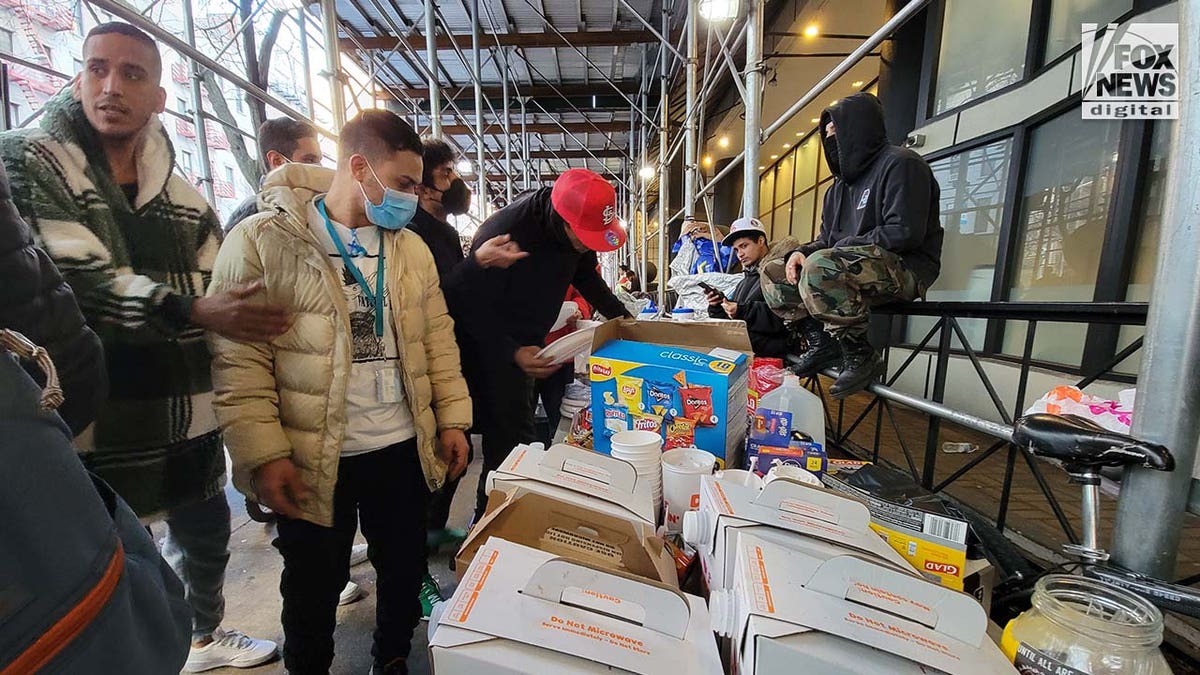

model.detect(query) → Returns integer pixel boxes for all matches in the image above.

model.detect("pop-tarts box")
[589,319,752,468]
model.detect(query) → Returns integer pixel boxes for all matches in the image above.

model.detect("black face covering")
[822,134,841,177]
[439,177,472,215]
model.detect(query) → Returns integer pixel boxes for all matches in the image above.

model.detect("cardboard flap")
[806,555,986,646]
[753,479,871,531]
[590,318,753,356]
[523,558,691,639]
[539,443,638,493]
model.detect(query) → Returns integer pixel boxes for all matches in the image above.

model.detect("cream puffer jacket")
[207,164,472,527]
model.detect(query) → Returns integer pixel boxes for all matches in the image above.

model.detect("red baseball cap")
[551,169,626,252]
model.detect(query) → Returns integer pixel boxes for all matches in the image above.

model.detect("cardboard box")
[588,319,752,468]
[713,534,1016,675]
[485,443,657,527]
[683,474,918,595]
[821,460,974,590]
[431,537,723,675]
[455,490,678,588]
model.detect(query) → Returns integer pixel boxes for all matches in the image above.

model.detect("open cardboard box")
[455,489,677,588]
[712,533,1015,675]
[683,474,919,595]
[588,319,752,467]
[431,537,723,674]
[485,443,656,527]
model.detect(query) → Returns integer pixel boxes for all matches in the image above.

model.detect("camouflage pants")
[761,245,921,339]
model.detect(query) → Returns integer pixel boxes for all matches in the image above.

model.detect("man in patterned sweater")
[0,22,279,672]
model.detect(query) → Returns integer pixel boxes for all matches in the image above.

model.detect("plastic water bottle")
[756,373,826,456]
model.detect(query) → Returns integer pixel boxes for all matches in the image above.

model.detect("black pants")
[426,435,472,532]
[532,364,574,446]
[273,440,429,674]
[469,362,535,520]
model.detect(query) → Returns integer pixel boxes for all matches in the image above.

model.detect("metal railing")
[805,301,1149,547]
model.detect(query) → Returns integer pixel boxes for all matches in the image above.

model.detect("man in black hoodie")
[705,217,789,358]
[443,168,631,517]
[762,93,943,398]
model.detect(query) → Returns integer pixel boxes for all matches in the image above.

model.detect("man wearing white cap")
[703,217,789,358]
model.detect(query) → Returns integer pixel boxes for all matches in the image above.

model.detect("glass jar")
[1000,575,1172,674]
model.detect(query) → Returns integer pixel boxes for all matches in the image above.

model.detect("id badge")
[376,367,403,403]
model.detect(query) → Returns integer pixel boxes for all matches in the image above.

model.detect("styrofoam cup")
[715,469,763,490]
[763,464,822,487]
[661,448,718,533]
[611,430,663,456]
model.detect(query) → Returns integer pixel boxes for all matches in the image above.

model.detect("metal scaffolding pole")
[470,0,486,205]
[320,0,346,130]
[741,0,764,219]
[638,44,649,290]
[297,8,315,117]
[1112,0,1200,577]
[502,48,513,203]
[425,2,442,135]
[520,97,530,190]
[180,0,215,204]
[682,1,698,219]
[656,2,670,308]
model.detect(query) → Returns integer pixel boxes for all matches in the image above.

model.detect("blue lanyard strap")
[318,197,385,337]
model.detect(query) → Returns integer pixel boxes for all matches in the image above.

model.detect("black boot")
[785,320,841,377]
[830,333,883,399]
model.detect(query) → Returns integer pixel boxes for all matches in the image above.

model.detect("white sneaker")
[339,580,364,605]
[182,627,277,672]
[350,543,369,567]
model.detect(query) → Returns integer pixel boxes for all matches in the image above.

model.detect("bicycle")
[997,413,1200,620]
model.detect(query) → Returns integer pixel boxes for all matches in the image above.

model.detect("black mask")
[822,134,841,177]
[439,177,472,215]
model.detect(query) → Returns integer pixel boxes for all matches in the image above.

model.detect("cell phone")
[699,282,725,300]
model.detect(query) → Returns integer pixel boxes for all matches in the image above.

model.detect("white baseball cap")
[721,217,767,247]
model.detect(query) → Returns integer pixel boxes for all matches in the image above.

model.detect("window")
[177,97,189,114]
[234,94,244,113]
[1002,111,1122,365]
[181,150,194,174]
[1117,120,1173,372]
[906,138,1013,347]
[0,29,12,55]
[794,136,820,195]
[758,171,775,219]
[1045,0,1132,63]
[224,166,235,183]
[790,189,817,243]
[933,0,1031,115]
[775,154,794,207]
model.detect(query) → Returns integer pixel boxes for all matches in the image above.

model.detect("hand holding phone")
[699,282,725,303]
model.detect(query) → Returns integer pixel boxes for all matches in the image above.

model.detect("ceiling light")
[638,165,656,179]
[830,100,838,106]
[758,166,765,170]
[702,155,714,167]
[456,159,473,175]
[718,136,730,148]
[769,154,778,159]
[811,118,820,123]
[782,143,790,149]
[804,24,819,37]
[852,80,864,87]
[698,0,739,21]
[796,131,803,137]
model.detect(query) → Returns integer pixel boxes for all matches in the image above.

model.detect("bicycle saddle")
[1013,413,1174,473]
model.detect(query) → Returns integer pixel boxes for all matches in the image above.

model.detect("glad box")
[711,534,1015,675]
[431,537,723,675]
[589,319,751,468]
[683,474,918,595]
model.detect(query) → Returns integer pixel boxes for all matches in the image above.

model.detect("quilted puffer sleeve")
[206,222,293,494]
[418,242,473,431]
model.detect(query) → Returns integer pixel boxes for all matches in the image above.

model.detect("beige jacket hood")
[208,163,472,526]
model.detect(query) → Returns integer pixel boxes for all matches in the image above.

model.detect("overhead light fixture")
[698,0,739,21]
[796,131,803,137]
[769,154,778,159]
[830,100,838,106]
[782,143,790,149]
[638,165,656,179]
[852,80,864,87]
[758,166,765,170]
[702,155,714,167]
[804,24,819,38]
[456,159,473,175]
[718,136,731,148]
[811,118,820,124]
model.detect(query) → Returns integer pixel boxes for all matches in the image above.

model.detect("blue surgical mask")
[358,162,418,231]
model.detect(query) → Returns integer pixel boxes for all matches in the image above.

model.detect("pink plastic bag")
[1024,386,1136,433]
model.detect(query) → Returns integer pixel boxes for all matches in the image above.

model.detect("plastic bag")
[670,236,699,279]
[667,272,742,317]
[1024,386,1136,433]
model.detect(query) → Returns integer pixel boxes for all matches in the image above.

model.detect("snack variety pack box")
[746,406,828,478]
[588,320,752,468]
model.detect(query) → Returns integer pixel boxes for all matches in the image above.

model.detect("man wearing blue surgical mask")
[207,109,472,675]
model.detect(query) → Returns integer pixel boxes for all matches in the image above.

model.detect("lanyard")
[318,197,385,338]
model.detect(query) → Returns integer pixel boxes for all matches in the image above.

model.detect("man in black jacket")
[704,217,789,358]
[0,161,105,435]
[443,168,631,517]
[763,93,943,398]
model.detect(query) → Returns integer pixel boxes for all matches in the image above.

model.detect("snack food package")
[748,358,787,416]
[664,416,698,450]
[615,375,645,412]
[646,380,679,417]
[680,384,716,427]
[630,410,664,435]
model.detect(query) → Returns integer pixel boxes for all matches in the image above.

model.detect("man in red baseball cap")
[443,168,631,518]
